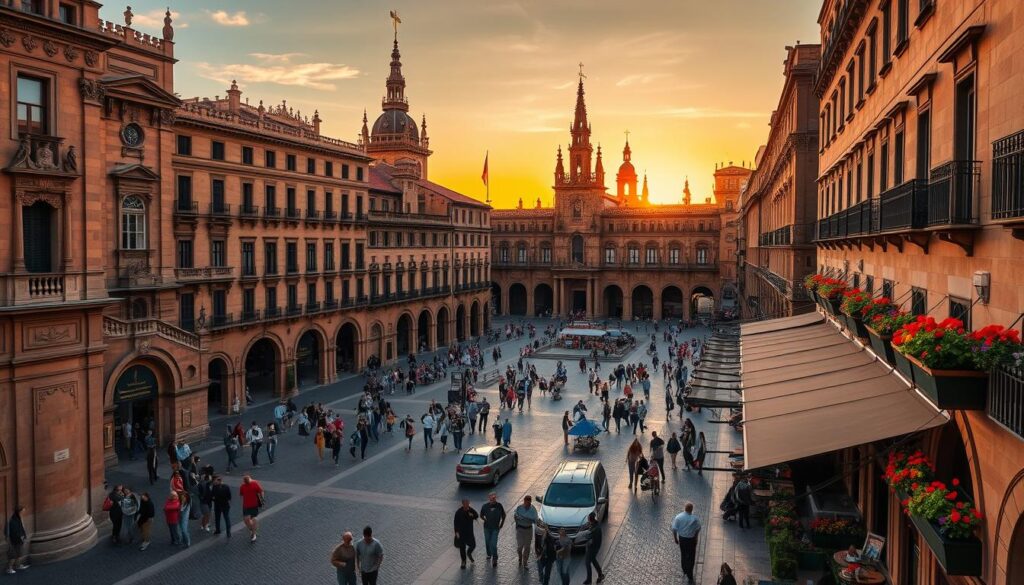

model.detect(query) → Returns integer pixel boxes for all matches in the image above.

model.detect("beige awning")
[741,313,948,470]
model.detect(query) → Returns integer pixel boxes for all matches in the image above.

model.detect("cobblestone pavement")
[14,318,768,585]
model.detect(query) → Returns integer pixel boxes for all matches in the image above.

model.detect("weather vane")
[390,10,401,40]
[624,129,630,142]
[578,62,586,82]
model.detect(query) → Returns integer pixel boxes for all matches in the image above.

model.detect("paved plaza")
[15,319,767,585]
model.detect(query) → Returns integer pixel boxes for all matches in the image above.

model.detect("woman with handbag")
[681,419,696,470]
[692,431,708,476]
[666,432,682,470]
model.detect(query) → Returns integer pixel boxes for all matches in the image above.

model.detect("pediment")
[100,75,181,109]
[110,163,160,182]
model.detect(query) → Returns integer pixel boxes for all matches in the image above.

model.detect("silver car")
[456,446,518,485]
[535,461,609,547]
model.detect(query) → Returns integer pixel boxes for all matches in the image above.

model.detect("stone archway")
[245,338,280,398]
[509,283,527,315]
[491,283,502,314]
[470,301,480,337]
[418,309,432,351]
[456,304,467,342]
[436,307,449,347]
[691,286,715,319]
[662,286,684,319]
[604,285,623,318]
[632,285,653,319]
[336,322,359,373]
[208,357,229,408]
[295,330,322,388]
[534,283,553,316]
[397,313,413,357]
[369,323,384,365]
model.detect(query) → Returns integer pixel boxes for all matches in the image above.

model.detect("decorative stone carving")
[32,326,72,344]
[17,192,64,209]
[78,78,105,103]
[34,382,78,422]
[138,340,151,354]
[84,50,98,67]
[124,6,133,26]
[43,40,57,57]
[63,44,79,63]
[9,137,32,169]
[159,109,176,126]
[162,9,174,41]
[63,146,77,173]
[0,28,13,48]
[22,34,37,53]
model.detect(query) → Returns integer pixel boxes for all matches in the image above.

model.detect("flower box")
[822,297,841,316]
[842,313,869,339]
[902,496,983,576]
[892,350,916,384]
[866,326,896,366]
[796,549,827,571]
[906,354,988,411]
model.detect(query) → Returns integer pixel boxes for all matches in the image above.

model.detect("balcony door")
[23,201,54,272]
[955,73,976,161]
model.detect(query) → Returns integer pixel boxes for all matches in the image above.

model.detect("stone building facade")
[490,78,749,321]
[811,0,1024,583]
[737,43,821,319]
[0,1,488,563]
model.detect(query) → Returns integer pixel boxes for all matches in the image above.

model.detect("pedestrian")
[501,418,512,447]
[107,484,124,544]
[163,491,181,546]
[478,398,490,433]
[211,476,232,538]
[137,493,154,551]
[681,419,696,471]
[627,439,642,490]
[561,411,572,446]
[197,471,214,533]
[717,562,738,585]
[733,475,753,529]
[453,498,479,569]
[239,474,264,543]
[667,432,682,470]
[4,504,28,574]
[265,422,278,464]
[637,400,648,432]
[274,402,286,432]
[119,487,140,544]
[467,401,479,436]
[650,431,666,484]
[491,419,502,446]
[452,416,465,452]
[513,495,538,568]
[555,527,572,585]
[601,401,611,432]
[331,531,359,585]
[438,418,450,453]
[355,526,384,585]
[223,425,240,472]
[332,429,343,465]
[402,415,416,451]
[146,444,159,484]
[315,426,326,462]
[692,431,707,476]
[177,490,192,547]
[479,492,506,568]
[246,421,264,468]
[538,529,557,585]
[583,512,606,583]
[672,502,701,584]
[421,411,435,449]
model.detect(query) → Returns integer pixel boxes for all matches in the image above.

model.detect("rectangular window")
[264,242,278,275]
[342,280,351,302]
[342,164,350,179]
[176,239,193,268]
[341,193,350,217]
[867,153,875,199]
[242,183,254,212]
[325,281,335,303]
[517,246,527,263]
[356,278,364,299]
[882,279,894,300]
[242,146,254,165]
[857,48,865,101]
[212,290,227,319]
[628,248,639,264]
[287,284,299,310]
[265,286,277,313]
[16,75,48,135]
[911,287,927,316]
[325,242,335,271]
[356,167,364,181]
[897,0,909,48]
[669,248,680,264]
[179,293,195,331]
[355,243,365,270]
[846,65,855,114]
[211,140,225,161]
[287,187,297,214]
[176,134,192,155]
[265,150,276,168]
[241,242,256,276]
[211,240,226,267]
[265,185,277,211]
[954,74,977,161]
[306,283,317,305]
[916,109,931,179]
[645,248,658,264]
[286,154,297,172]
[59,3,76,24]
[868,28,878,86]
[540,247,551,263]
[880,141,890,191]
[325,191,334,215]
[176,175,193,209]
[856,161,863,202]
[865,275,875,294]
[286,242,298,273]
[325,161,334,177]
[696,248,709,265]
[882,1,892,62]
[356,196,364,217]
[306,242,317,272]
[500,248,509,263]
[211,179,226,212]
[341,242,351,269]
[950,297,972,330]
[306,189,316,213]
[894,130,905,184]
[243,288,256,318]
[307,157,316,174]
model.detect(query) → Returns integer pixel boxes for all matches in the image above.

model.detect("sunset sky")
[119,1,820,208]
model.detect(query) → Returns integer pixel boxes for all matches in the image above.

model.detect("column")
[653,288,663,321]
[13,198,24,271]
[624,291,633,321]
[586,278,594,318]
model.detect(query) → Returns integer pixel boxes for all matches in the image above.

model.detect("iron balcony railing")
[992,130,1024,221]
[240,309,261,323]
[209,202,232,216]
[265,307,281,318]
[879,179,929,231]
[264,206,281,218]
[758,225,792,246]
[239,205,260,218]
[989,366,1024,441]
[210,313,234,329]
[174,199,199,215]
[927,160,979,226]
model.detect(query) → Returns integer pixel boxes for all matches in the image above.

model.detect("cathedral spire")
[360,109,369,147]
[554,145,565,183]
[567,63,593,183]
[683,177,692,205]
[642,173,649,204]
[595,144,605,187]
[383,33,409,112]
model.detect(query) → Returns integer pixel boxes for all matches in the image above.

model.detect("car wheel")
[492,471,501,486]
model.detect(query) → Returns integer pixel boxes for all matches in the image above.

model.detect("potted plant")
[865,307,915,368]
[795,539,827,572]
[804,274,826,303]
[808,517,866,550]
[817,279,848,316]
[893,317,990,410]
[840,289,872,338]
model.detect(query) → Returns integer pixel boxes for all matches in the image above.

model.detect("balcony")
[240,309,261,323]
[927,160,979,226]
[324,210,338,221]
[879,179,929,231]
[263,206,281,219]
[992,130,1024,223]
[367,210,451,226]
[305,301,322,314]
[286,305,302,317]
[174,266,234,282]
[1,272,89,306]
[209,202,232,218]
[210,313,234,330]
[239,205,260,219]
[173,199,199,217]
[265,306,281,319]
[323,299,339,310]
[989,366,1024,441]
[285,207,302,221]
[758,225,792,247]
[305,209,322,222]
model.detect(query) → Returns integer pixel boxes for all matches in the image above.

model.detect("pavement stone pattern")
[13,318,769,585]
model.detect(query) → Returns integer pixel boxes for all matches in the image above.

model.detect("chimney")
[226,80,241,114]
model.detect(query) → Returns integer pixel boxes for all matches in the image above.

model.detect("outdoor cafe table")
[832,551,886,584]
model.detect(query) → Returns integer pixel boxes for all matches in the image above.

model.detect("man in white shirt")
[246,422,264,467]
[421,412,435,449]
[671,502,701,584]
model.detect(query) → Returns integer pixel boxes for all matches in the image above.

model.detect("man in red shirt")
[239,474,264,542]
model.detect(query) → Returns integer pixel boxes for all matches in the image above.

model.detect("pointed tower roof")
[642,173,649,201]
[682,177,692,205]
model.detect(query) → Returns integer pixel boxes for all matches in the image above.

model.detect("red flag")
[481,152,489,186]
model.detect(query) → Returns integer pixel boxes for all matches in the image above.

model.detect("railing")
[759,225,792,246]
[305,301,322,314]
[879,179,929,231]
[324,299,339,310]
[989,366,1024,440]
[305,209,322,220]
[324,210,338,220]
[240,309,261,323]
[175,266,234,281]
[285,208,302,220]
[992,130,1024,221]
[239,205,260,218]
[927,160,979,226]
[173,199,199,216]
[210,313,234,329]
[265,306,281,318]
[209,203,232,217]
[367,210,451,225]
[286,305,303,316]
[263,206,281,218]
[26,274,65,299]
[103,316,201,349]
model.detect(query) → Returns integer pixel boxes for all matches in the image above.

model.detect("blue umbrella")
[568,418,601,437]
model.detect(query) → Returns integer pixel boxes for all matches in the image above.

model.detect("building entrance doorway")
[113,364,159,459]
[572,290,586,314]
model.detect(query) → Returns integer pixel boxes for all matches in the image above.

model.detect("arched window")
[499,244,509,263]
[517,243,527,263]
[604,245,616,265]
[539,244,552,264]
[645,246,658,265]
[121,195,147,250]
[696,245,709,265]
[668,245,680,265]
[571,235,584,263]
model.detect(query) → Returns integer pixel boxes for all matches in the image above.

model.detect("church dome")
[371,110,419,141]
[618,160,636,176]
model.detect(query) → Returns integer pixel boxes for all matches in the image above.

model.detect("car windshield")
[461,454,488,465]
[543,482,595,507]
